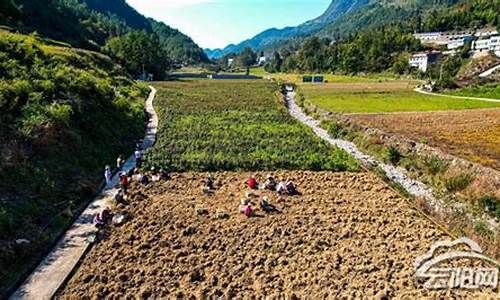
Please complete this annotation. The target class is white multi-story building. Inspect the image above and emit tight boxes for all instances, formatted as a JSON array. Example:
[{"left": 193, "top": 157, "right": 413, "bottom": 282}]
[
  {"left": 472, "top": 35, "right": 500, "bottom": 56},
  {"left": 490, "top": 35, "right": 500, "bottom": 56},
  {"left": 409, "top": 52, "right": 441, "bottom": 73},
  {"left": 447, "top": 35, "right": 475, "bottom": 50}
]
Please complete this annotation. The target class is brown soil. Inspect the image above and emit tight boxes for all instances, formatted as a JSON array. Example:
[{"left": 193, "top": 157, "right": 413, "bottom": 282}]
[
  {"left": 348, "top": 109, "right": 500, "bottom": 170},
  {"left": 304, "top": 81, "right": 418, "bottom": 92},
  {"left": 57, "top": 171, "right": 497, "bottom": 298}
]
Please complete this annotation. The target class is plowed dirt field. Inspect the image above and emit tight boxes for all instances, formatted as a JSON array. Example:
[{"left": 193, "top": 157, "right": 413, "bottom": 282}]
[
  {"left": 348, "top": 109, "right": 500, "bottom": 170},
  {"left": 58, "top": 172, "right": 497, "bottom": 298}
]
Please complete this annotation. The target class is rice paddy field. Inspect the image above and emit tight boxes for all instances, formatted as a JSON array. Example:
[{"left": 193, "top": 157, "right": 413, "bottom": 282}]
[
  {"left": 301, "top": 81, "right": 500, "bottom": 113},
  {"left": 145, "top": 80, "right": 358, "bottom": 172}
]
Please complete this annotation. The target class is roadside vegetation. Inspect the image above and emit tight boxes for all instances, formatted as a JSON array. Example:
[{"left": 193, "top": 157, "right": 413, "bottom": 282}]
[
  {"left": 0, "top": 29, "right": 148, "bottom": 295},
  {"left": 146, "top": 80, "right": 358, "bottom": 172},
  {"left": 445, "top": 83, "right": 500, "bottom": 99}
]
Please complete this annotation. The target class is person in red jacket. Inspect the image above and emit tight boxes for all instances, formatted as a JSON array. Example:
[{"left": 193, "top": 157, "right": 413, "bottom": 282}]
[
  {"left": 119, "top": 173, "right": 129, "bottom": 193},
  {"left": 247, "top": 176, "right": 258, "bottom": 189}
]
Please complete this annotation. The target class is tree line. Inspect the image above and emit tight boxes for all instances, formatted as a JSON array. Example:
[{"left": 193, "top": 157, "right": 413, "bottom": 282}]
[
  {"left": 263, "top": 26, "right": 421, "bottom": 75},
  {"left": 1, "top": 0, "right": 209, "bottom": 79}
]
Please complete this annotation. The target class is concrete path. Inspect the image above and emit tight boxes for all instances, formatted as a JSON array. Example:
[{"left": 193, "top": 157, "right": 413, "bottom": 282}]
[
  {"left": 10, "top": 86, "right": 158, "bottom": 300},
  {"left": 479, "top": 63, "right": 500, "bottom": 78},
  {"left": 285, "top": 87, "right": 441, "bottom": 209},
  {"left": 414, "top": 87, "right": 500, "bottom": 103}
]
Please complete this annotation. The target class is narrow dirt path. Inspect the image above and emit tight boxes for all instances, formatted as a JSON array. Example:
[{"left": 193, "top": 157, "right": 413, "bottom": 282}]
[
  {"left": 285, "top": 88, "right": 439, "bottom": 208},
  {"left": 414, "top": 87, "right": 500, "bottom": 103},
  {"left": 10, "top": 86, "right": 158, "bottom": 300}
]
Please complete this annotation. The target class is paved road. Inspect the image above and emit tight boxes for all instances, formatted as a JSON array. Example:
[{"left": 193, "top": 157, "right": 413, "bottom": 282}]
[
  {"left": 414, "top": 87, "right": 500, "bottom": 103},
  {"left": 285, "top": 87, "right": 441, "bottom": 209},
  {"left": 10, "top": 86, "right": 158, "bottom": 300},
  {"left": 479, "top": 64, "right": 500, "bottom": 78}
]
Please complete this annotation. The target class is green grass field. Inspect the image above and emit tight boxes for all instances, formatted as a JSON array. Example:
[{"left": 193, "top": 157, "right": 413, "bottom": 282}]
[
  {"left": 302, "top": 82, "right": 500, "bottom": 113},
  {"left": 147, "top": 80, "right": 358, "bottom": 171}
]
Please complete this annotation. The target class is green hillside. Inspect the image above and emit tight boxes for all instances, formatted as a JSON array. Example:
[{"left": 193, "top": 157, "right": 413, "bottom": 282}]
[
  {"left": 1, "top": 0, "right": 208, "bottom": 64},
  {"left": 0, "top": 29, "right": 147, "bottom": 296}
]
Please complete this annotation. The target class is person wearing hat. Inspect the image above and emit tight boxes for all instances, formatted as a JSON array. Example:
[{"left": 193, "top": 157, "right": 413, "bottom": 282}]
[
  {"left": 205, "top": 174, "right": 214, "bottom": 190},
  {"left": 151, "top": 167, "right": 160, "bottom": 182},
  {"left": 104, "top": 165, "right": 113, "bottom": 186},
  {"left": 239, "top": 198, "right": 253, "bottom": 217},
  {"left": 286, "top": 180, "right": 300, "bottom": 195},
  {"left": 116, "top": 155, "right": 124, "bottom": 170},
  {"left": 260, "top": 196, "right": 276, "bottom": 214}
]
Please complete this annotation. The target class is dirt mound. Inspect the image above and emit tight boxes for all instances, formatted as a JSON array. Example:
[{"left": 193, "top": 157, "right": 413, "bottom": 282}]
[{"left": 57, "top": 171, "right": 496, "bottom": 298}]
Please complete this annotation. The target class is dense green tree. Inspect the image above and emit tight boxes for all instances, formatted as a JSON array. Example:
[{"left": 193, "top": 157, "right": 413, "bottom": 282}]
[
  {"left": 104, "top": 31, "right": 170, "bottom": 79},
  {"left": 1, "top": 0, "right": 207, "bottom": 66},
  {"left": 264, "top": 51, "right": 283, "bottom": 73},
  {"left": 235, "top": 47, "right": 257, "bottom": 67},
  {"left": 269, "top": 25, "right": 421, "bottom": 75}
]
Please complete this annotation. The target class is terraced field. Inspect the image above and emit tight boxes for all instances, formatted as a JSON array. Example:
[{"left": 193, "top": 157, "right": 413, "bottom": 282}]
[{"left": 145, "top": 80, "right": 358, "bottom": 172}]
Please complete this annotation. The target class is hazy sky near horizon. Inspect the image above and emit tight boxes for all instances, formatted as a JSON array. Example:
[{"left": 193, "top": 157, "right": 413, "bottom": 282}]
[{"left": 126, "top": 0, "right": 331, "bottom": 49}]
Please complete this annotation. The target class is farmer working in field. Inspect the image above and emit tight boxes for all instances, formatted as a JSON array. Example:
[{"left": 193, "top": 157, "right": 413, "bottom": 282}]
[
  {"left": 113, "top": 188, "right": 126, "bottom": 205},
  {"left": 116, "top": 155, "right": 124, "bottom": 170},
  {"left": 264, "top": 174, "right": 277, "bottom": 190},
  {"left": 119, "top": 172, "right": 129, "bottom": 192},
  {"left": 276, "top": 180, "right": 286, "bottom": 195},
  {"left": 239, "top": 198, "right": 253, "bottom": 217},
  {"left": 260, "top": 196, "right": 277, "bottom": 214},
  {"left": 247, "top": 175, "right": 258, "bottom": 190},
  {"left": 205, "top": 174, "right": 215, "bottom": 190},
  {"left": 93, "top": 207, "right": 112, "bottom": 229},
  {"left": 286, "top": 180, "right": 300, "bottom": 195},
  {"left": 104, "top": 165, "right": 113, "bottom": 185}
]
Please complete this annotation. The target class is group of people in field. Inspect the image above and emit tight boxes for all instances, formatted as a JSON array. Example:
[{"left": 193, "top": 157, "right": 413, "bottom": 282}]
[
  {"left": 97, "top": 140, "right": 302, "bottom": 228},
  {"left": 95, "top": 140, "right": 170, "bottom": 229},
  {"left": 202, "top": 173, "right": 300, "bottom": 218},
  {"left": 247, "top": 174, "right": 299, "bottom": 196},
  {"left": 241, "top": 174, "right": 300, "bottom": 217}
]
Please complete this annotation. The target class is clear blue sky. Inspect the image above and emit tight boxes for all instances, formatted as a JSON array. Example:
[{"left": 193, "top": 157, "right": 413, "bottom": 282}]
[{"left": 126, "top": 0, "right": 331, "bottom": 49}]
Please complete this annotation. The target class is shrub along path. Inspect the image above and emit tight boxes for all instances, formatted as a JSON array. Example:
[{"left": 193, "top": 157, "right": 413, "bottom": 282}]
[{"left": 10, "top": 87, "right": 157, "bottom": 300}]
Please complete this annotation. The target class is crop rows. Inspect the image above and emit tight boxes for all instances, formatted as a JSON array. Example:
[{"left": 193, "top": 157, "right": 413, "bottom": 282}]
[{"left": 146, "top": 80, "right": 358, "bottom": 171}]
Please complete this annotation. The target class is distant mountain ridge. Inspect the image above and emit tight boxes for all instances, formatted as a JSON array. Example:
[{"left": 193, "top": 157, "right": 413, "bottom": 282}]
[
  {"left": 204, "top": 0, "right": 469, "bottom": 59},
  {"left": 205, "top": 0, "right": 370, "bottom": 59}
]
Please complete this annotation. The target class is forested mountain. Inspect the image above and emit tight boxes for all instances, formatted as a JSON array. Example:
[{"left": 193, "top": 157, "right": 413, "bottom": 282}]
[
  {"left": 206, "top": 0, "right": 498, "bottom": 59},
  {"left": 0, "top": 0, "right": 208, "bottom": 64}
]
